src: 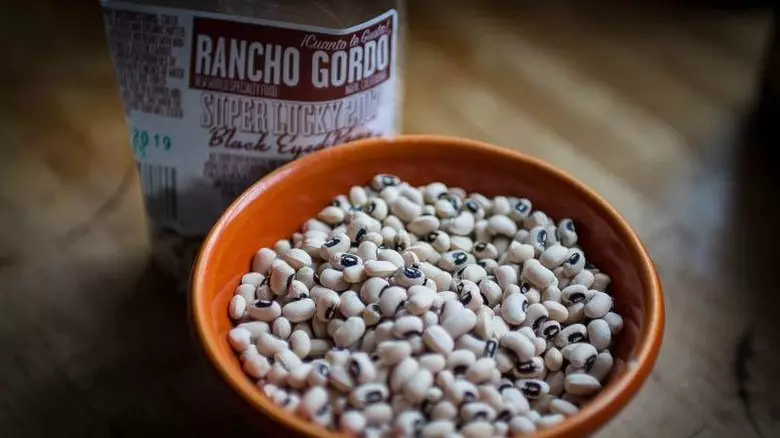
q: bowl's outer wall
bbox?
[192,136,664,438]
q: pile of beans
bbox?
[227,174,623,437]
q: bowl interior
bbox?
[192,136,662,438]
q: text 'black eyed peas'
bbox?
[226,174,623,437]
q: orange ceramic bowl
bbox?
[191,135,664,438]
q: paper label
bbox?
[101,2,399,235]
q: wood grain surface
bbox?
[1,0,779,437]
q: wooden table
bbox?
[2,0,778,436]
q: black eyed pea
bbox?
[242,350,272,378]
[418,353,447,373]
[532,336,547,357]
[491,196,512,216]
[381,226,397,248]
[342,264,366,284]
[540,245,570,269]
[431,400,458,422]
[394,411,425,437]
[494,265,518,290]
[446,349,477,375]
[406,285,436,315]
[241,272,266,288]
[315,291,340,322]
[360,330,377,354]
[402,249,421,267]
[588,351,614,382]
[364,231,385,246]
[321,233,350,260]
[326,347,350,366]
[331,252,363,271]
[492,314,510,339]
[555,323,588,348]
[506,241,535,264]
[357,240,379,263]
[301,386,330,420]
[359,277,389,304]
[570,269,595,288]
[585,291,612,319]
[393,229,412,251]
[474,307,494,340]
[488,214,517,237]
[248,299,282,322]
[423,182,448,203]
[394,265,426,288]
[561,284,588,306]
[338,291,365,318]
[460,402,497,424]
[319,268,349,291]
[501,292,528,326]
[229,295,248,320]
[448,379,480,406]
[421,420,456,438]
[382,214,405,232]
[403,368,434,404]
[438,250,471,272]
[340,410,367,436]
[543,300,569,322]
[440,298,465,321]
[441,308,478,339]
[515,379,550,400]
[289,330,311,358]
[364,197,389,221]
[544,347,564,372]
[447,211,476,236]
[472,241,498,260]
[269,258,295,295]
[562,248,586,277]
[478,278,503,307]
[523,211,550,231]
[456,263,488,285]
[333,317,366,348]
[348,352,376,385]
[407,215,441,236]
[272,317,292,340]
[477,259,498,276]
[393,315,425,338]
[473,219,491,243]
[466,358,498,384]
[255,284,275,301]
[549,398,579,417]
[501,387,531,415]
[377,247,405,268]
[294,267,316,289]
[376,340,413,366]
[308,338,333,358]
[287,363,313,389]
[434,196,459,219]
[377,286,408,317]
[588,318,612,352]
[274,239,292,255]
[390,357,420,391]
[282,248,313,270]
[373,321,396,344]
[546,370,566,397]
[363,403,393,427]
[523,303,550,331]
[349,185,369,206]
[318,203,347,224]
[524,286,541,305]
[495,348,516,374]
[408,335,426,355]
[602,311,624,335]
[526,226,549,257]
[268,362,290,386]
[557,218,578,247]
[538,319,562,342]
[454,334,488,358]
[252,248,277,275]
[364,260,400,278]
[513,357,546,380]
[500,331,536,362]
[329,364,356,392]
[424,230,452,254]
[228,326,254,352]
[457,280,484,312]
[521,259,556,290]
[349,382,390,409]
[509,197,533,221]
[509,415,537,435]
[371,174,401,191]
[564,373,602,396]
[282,298,316,323]
[537,414,566,430]
[463,198,486,221]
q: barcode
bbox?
[137,162,177,222]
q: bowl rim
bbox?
[191,134,665,438]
